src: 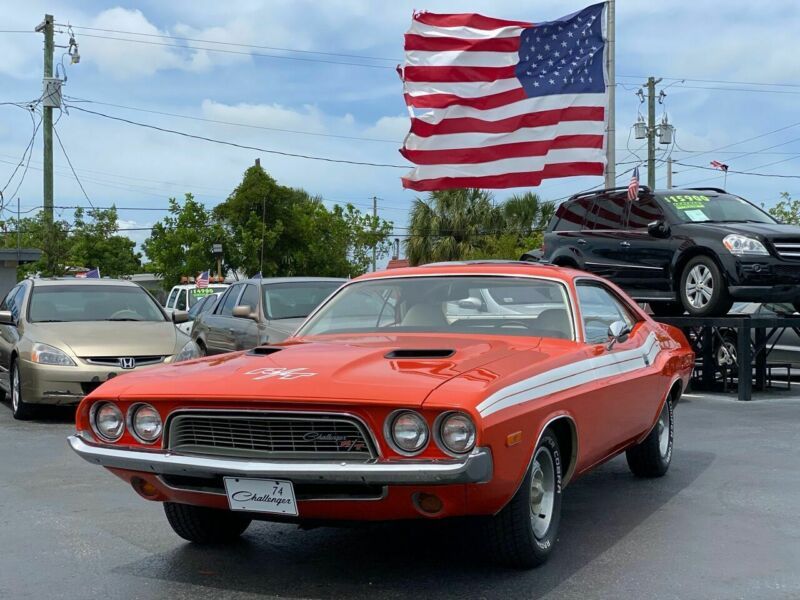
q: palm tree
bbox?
[405,188,497,265]
[502,191,556,236]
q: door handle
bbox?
[619,241,631,248]
[228,328,235,334]
[577,238,587,245]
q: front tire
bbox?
[626,398,674,478]
[679,256,732,317]
[486,431,563,568]
[164,502,251,544]
[10,358,35,420]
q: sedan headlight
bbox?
[129,403,162,443]
[92,402,124,441]
[723,234,769,256]
[438,412,476,454]
[31,342,76,366]
[172,340,200,363]
[387,410,429,454]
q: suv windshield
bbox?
[298,276,574,340]
[660,193,775,224]
[263,281,342,320]
[29,285,166,322]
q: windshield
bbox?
[660,193,775,224]
[29,285,166,323]
[298,276,574,339]
[263,281,342,320]
[189,285,228,307]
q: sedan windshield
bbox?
[297,276,574,339]
[29,285,166,322]
[660,193,775,224]
[263,281,342,320]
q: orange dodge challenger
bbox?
[69,261,694,567]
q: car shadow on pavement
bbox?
[0,401,76,424]
[114,449,714,599]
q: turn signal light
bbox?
[414,492,443,515]
[131,476,160,500]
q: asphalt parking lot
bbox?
[1,391,799,600]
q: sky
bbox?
[1,0,800,261]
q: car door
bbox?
[576,281,660,452]
[0,284,24,391]
[164,287,178,314]
[230,283,263,350]
[581,193,632,283]
[202,284,243,354]
[620,196,679,296]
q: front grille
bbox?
[166,412,376,460]
[82,356,165,368]
[772,239,800,260]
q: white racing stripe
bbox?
[478,333,661,417]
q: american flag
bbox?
[627,165,640,201]
[196,271,210,289]
[399,3,607,191]
[77,267,100,279]
[710,160,729,172]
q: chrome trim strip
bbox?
[68,434,493,485]
[584,261,664,271]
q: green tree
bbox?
[768,192,800,225]
[69,207,141,277]
[142,194,229,288]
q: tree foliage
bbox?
[768,192,800,225]
[405,189,555,265]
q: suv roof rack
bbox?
[568,185,652,201]
[684,187,726,193]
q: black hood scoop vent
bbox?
[384,349,455,359]
[248,346,284,356]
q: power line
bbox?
[673,159,800,179]
[0,107,42,209]
[618,74,800,89]
[64,104,409,169]
[52,124,94,208]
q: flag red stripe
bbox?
[404,87,528,110]
[413,12,533,30]
[410,106,605,137]
[404,33,521,52]
[401,134,604,164]
[402,161,605,191]
[403,65,517,83]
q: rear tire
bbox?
[626,398,674,478]
[649,302,685,317]
[486,431,562,568]
[10,358,35,421]
[164,502,251,544]
[679,256,732,317]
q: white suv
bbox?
[163,283,229,316]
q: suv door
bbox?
[546,197,594,265]
[203,284,243,354]
[619,195,678,298]
[581,193,631,281]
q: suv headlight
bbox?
[31,342,76,366]
[387,410,429,454]
[723,234,768,256]
[438,412,476,454]
[172,340,200,363]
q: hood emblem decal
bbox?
[245,367,317,381]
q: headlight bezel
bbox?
[172,339,200,363]
[723,234,769,256]
[30,342,76,367]
[127,403,163,444]
[90,401,125,442]
[384,410,430,456]
[435,411,477,456]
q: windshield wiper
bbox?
[103,318,143,321]
[35,319,65,322]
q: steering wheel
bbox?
[109,309,140,320]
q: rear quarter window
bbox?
[553,198,592,231]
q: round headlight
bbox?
[389,411,429,454]
[439,413,476,454]
[93,402,124,441]
[130,404,162,443]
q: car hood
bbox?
[94,334,545,407]
[28,321,180,357]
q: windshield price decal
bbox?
[664,194,710,210]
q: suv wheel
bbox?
[679,256,732,317]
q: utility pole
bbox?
[604,0,615,188]
[646,76,662,189]
[36,14,55,224]
[667,158,673,189]
[371,196,377,272]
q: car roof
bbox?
[32,278,138,287]
[356,261,581,282]
[169,283,229,290]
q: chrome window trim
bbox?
[584,261,664,271]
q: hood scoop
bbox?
[247,346,284,356]
[384,349,455,359]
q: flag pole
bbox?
[604,0,615,189]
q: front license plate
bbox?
[223,477,299,516]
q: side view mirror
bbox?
[607,320,631,350]
[0,310,14,326]
[233,305,259,321]
[172,310,189,324]
[457,297,483,310]
[647,220,670,238]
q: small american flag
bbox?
[196,271,210,289]
[77,267,100,279]
[627,165,640,201]
[710,160,729,172]
[400,3,607,190]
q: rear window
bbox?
[29,285,166,323]
[553,198,592,231]
[263,281,342,320]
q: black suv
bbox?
[528,186,800,317]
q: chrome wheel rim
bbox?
[685,265,713,309]
[716,341,737,367]
[657,402,670,458]
[11,366,19,413]
[530,447,556,539]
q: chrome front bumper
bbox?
[67,434,493,486]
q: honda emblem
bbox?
[119,357,136,369]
